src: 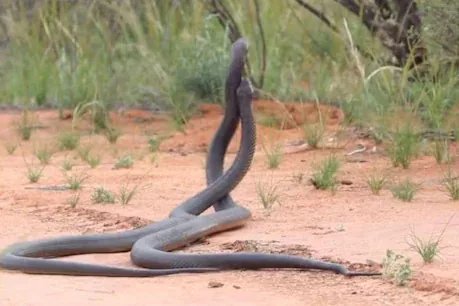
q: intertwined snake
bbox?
[0,38,380,277]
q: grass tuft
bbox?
[58,131,80,150]
[443,169,459,201]
[256,178,281,209]
[382,250,412,286]
[262,143,283,169]
[114,155,134,169]
[311,155,340,191]
[391,179,419,202]
[366,173,387,195]
[91,187,115,204]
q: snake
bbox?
[0,37,380,277]
[0,38,253,277]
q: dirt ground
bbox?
[0,100,458,306]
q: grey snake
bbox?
[0,38,380,277]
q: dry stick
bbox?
[291,0,375,61]
[209,0,259,89]
[294,0,339,32]
[253,0,267,89]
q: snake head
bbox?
[232,37,249,58]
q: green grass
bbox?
[34,145,54,165]
[26,166,44,183]
[118,184,139,205]
[91,187,115,204]
[391,179,419,202]
[406,229,443,264]
[256,178,281,209]
[311,155,340,191]
[105,127,122,144]
[148,136,162,152]
[388,127,420,169]
[382,250,412,286]
[0,1,456,150]
[114,155,134,169]
[262,143,283,169]
[432,140,452,164]
[86,154,101,169]
[4,143,18,155]
[61,158,74,171]
[58,131,80,151]
[67,193,80,208]
[443,169,459,201]
[366,173,387,195]
[303,122,325,149]
[65,172,88,191]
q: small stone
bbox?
[208,281,224,288]
[233,285,241,289]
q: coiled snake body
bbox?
[0,38,380,277]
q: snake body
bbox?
[0,38,380,277]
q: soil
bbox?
[0,100,458,306]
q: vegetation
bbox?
[0,0,454,141]
[4,143,18,155]
[311,155,340,191]
[382,250,412,286]
[34,145,54,165]
[366,173,387,195]
[65,172,88,190]
[114,155,134,169]
[391,179,419,202]
[91,187,116,204]
[256,178,281,209]
[262,143,283,169]
[26,165,45,183]
[443,169,459,201]
[118,184,139,205]
[58,131,80,150]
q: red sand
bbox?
[0,102,458,305]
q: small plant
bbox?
[105,127,121,144]
[67,193,80,208]
[303,122,325,149]
[78,146,91,161]
[58,131,80,150]
[256,179,281,209]
[118,184,139,205]
[443,169,459,200]
[34,146,54,165]
[26,166,44,183]
[16,111,34,141]
[257,114,282,128]
[432,140,451,164]
[366,173,387,195]
[391,179,419,202]
[406,228,444,264]
[65,172,89,190]
[4,143,18,155]
[292,172,305,184]
[114,154,134,169]
[91,187,115,204]
[388,127,420,169]
[382,250,412,286]
[148,136,161,152]
[311,155,340,191]
[61,158,74,171]
[86,154,101,169]
[262,143,283,169]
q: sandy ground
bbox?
[0,102,458,306]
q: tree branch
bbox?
[253,0,267,88]
[294,0,339,33]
